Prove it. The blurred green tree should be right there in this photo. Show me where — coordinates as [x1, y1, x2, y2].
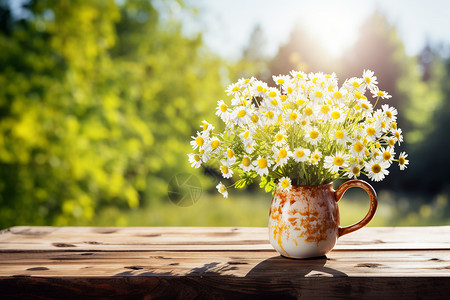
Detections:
[0, 0, 225, 227]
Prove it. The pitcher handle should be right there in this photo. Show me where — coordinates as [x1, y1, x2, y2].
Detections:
[335, 179, 378, 237]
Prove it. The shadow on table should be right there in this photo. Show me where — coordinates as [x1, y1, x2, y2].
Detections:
[245, 255, 348, 278]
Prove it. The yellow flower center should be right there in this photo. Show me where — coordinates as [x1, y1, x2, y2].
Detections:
[366, 127, 376, 136]
[220, 186, 226, 193]
[280, 95, 288, 102]
[287, 86, 293, 94]
[389, 138, 396, 146]
[386, 111, 393, 118]
[381, 121, 386, 129]
[221, 165, 229, 174]
[289, 112, 298, 120]
[301, 120, 307, 126]
[244, 78, 250, 84]
[244, 131, 250, 139]
[242, 157, 251, 167]
[371, 164, 381, 174]
[333, 91, 342, 99]
[354, 142, 364, 152]
[257, 85, 263, 92]
[258, 158, 267, 169]
[220, 104, 227, 112]
[298, 99, 305, 106]
[296, 150, 305, 157]
[335, 130, 344, 139]
[395, 131, 401, 139]
[391, 122, 397, 129]
[277, 78, 285, 84]
[354, 91, 362, 99]
[304, 108, 313, 116]
[275, 134, 283, 142]
[266, 111, 274, 119]
[377, 91, 385, 97]
[203, 123, 209, 131]
[352, 166, 360, 175]
[352, 81, 360, 88]
[362, 103, 369, 110]
[399, 157, 406, 165]
[354, 104, 361, 110]
[238, 110, 246, 118]
[365, 77, 371, 84]
[271, 99, 278, 106]
[269, 91, 277, 98]
[196, 136, 204, 147]
[194, 154, 201, 162]
[383, 152, 391, 161]
[211, 140, 220, 149]
[320, 105, 330, 114]
[281, 179, 290, 189]
[251, 114, 259, 123]
[314, 91, 323, 98]
[227, 149, 234, 158]
[331, 111, 341, 120]
[334, 157, 344, 166]
[312, 154, 320, 161]
[279, 149, 287, 158]
[310, 130, 319, 139]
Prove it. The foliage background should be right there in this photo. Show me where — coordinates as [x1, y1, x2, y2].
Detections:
[0, 0, 449, 228]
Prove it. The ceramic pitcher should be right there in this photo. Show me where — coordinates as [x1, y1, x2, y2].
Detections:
[268, 179, 377, 259]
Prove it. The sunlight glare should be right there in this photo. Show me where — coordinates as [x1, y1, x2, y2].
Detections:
[300, 2, 366, 58]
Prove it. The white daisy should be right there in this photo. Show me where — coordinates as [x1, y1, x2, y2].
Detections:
[310, 149, 323, 165]
[351, 140, 366, 158]
[293, 147, 311, 163]
[380, 146, 395, 164]
[285, 108, 300, 124]
[302, 104, 316, 122]
[305, 126, 322, 145]
[332, 129, 352, 145]
[391, 128, 404, 145]
[362, 69, 378, 90]
[231, 107, 251, 127]
[225, 148, 237, 165]
[225, 83, 241, 96]
[365, 160, 390, 182]
[398, 152, 409, 170]
[273, 74, 290, 86]
[381, 104, 398, 123]
[253, 156, 273, 177]
[216, 182, 228, 198]
[324, 151, 350, 173]
[216, 100, 230, 120]
[278, 177, 292, 192]
[371, 87, 392, 99]
[364, 122, 382, 142]
[190, 131, 207, 151]
[273, 146, 292, 170]
[239, 156, 253, 172]
[345, 163, 362, 179]
[200, 120, 214, 136]
[273, 129, 288, 147]
[187, 153, 202, 168]
[220, 159, 233, 179]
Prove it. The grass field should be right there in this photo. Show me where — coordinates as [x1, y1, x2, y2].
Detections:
[89, 187, 450, 227]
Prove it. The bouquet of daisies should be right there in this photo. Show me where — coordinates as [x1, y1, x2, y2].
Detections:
[188, 70, 409, 197]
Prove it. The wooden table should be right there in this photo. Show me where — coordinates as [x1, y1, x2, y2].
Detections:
[0, 226, 449, 299]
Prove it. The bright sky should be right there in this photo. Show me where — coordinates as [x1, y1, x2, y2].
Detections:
[191, 0, 450, 60]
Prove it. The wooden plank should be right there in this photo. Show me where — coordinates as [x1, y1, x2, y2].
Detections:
[0, 250, 449, 277]
[0, 226, 449, 299]
[1, 226, 449, 251]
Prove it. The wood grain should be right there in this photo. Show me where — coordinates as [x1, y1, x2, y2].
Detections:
[0, 226, 449, 299]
